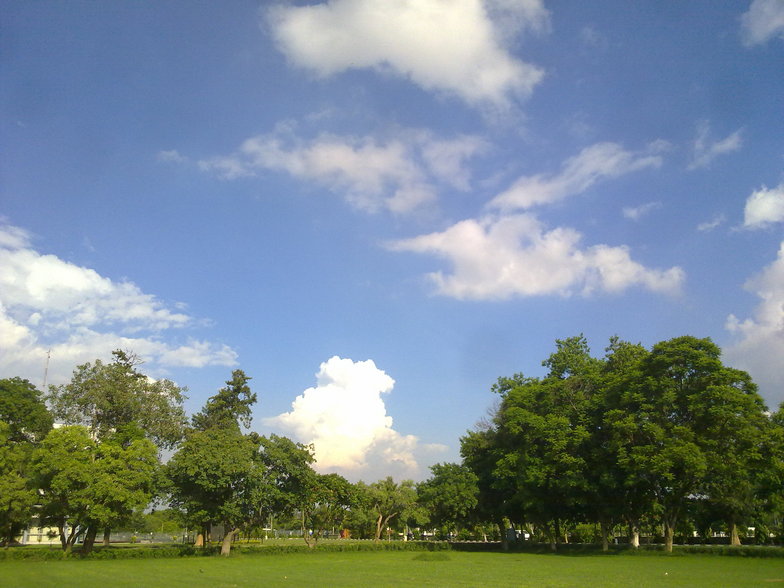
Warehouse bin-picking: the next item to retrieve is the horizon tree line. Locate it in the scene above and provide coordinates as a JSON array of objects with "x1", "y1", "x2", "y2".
[{"x1": 1, "y1": 336, "x2": 782, "y2": 554}]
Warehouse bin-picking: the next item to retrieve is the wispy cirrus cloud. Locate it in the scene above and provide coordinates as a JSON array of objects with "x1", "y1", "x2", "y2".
[
  {"x1": 197, "y1": 128, "x2": 487, "y2": 214},
  {"x1": 487, "y1": 141, "x2": 666, "y2": 211},
  {"x1": 623, "y1": 201, "x2": 662, "y2": 221},
  {"x1": 266, "y1": 0, "x2": 549, "y2": 113},
  {"x1": 0, "y1": 222, "x2": 237, "y2": 386},
  {"x1": 741, "y1": 0, "x2": 784, "y2": 46},
  {"x1": 687, "y1": 121, "x2": 743, "y2": 170},
  {"x1": 388, "y1": 214, "x2": 684, "y2": 300},
  {"x1": 697, "y1": 213, "x2": 727, "y2": 232}
]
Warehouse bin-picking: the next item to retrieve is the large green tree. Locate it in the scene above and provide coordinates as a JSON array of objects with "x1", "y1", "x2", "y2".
[
  {"x1": 0, "y1": 378, "x2": 51, "y2": 547},
  {"x1": 0, "y1": 422, "x2": 38, "y2": 547},
  {"x1": 166, "y1": 369, "x2": 262, "y2": 556},
  {"x1": 417, "y1": 462, "x2": 478, "y2": 537},
  {"x1": 491, "y1": 337, "x2": 598, "y2": 550},
  {"x1": 48, "y1": 350, "x2": 187, "y2": 449},
  {"x1": 31, "y1": 425, "x2": 158, "y2": 553},
  {"x1": 0, "y1": 377, "x2": 53, "y2": 443}
]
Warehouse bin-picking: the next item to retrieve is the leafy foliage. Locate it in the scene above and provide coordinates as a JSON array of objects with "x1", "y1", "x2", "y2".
[{"x1": 48, "y1": 350, "x2": 187, "y2": 449}]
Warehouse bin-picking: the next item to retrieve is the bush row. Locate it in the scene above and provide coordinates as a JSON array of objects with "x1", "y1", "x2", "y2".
[{"x1": 1, "y1": 540, "x2": 780, "y2": 561}]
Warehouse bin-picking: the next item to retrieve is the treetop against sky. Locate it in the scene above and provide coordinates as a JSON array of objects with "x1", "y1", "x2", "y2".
[{"x1": 2, "y1": 0, "x2": 783, "y2": 482}]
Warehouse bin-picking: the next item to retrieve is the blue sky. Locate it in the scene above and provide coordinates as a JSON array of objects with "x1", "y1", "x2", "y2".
[{"x1": 2, "y1": 0, "x2": 784, "y2": 481}]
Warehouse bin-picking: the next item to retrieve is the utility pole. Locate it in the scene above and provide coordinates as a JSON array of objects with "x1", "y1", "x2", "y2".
[{"x1": 42, "y1": 348, "x2": 51, "y2": 390}]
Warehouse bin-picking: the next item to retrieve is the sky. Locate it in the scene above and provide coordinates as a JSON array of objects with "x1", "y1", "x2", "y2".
[{"x1": 2, "y1": 0, "x2": 784, "y2": 482}]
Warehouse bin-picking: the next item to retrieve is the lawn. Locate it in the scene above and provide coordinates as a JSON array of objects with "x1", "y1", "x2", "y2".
[{"x1": 1, "y1": 550, "x2": 782, "y2": 587}]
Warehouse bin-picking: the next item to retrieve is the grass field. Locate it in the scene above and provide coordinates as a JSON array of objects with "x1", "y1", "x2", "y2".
[{"x1": 1, "y1": 550, "x2": 782, "y2": 587}]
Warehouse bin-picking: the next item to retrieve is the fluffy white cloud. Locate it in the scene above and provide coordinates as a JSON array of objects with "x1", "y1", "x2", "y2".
[
  {"x1": 725, "y1": 241, "x2": 784, "y2": 409},
  {"x1": 199, "y1": 129, "x2": 486, "y2": 213},
  {"x1": 743, "y1": 182, "x2": 784, "y2": 228},
  {"x1": 388, "y1": 214, "x2": 684, "y2": 299},
  {"x1": 487, "y1": 142, "x2": 665, "y2": 211},
  {"x1": 741, "y1": 0, "x2": 784, "y2": 46},
  {"x1": 623, "y1": 201, "x2": 661, "y2": 221},
  {"x1": 0, "y1": 222, "x2": 237, "y2": 386},
  {"x1": 267, "y1": 0, "x2": 548, "y2": 111},
  {"x1": 687, "y1": 121, "x2": 743, "y2": 171},
  {"x1": 266, "y1": 356, "x2": 444, "y2": 481}
]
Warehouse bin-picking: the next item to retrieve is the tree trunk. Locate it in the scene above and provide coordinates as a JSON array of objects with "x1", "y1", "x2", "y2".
[
  {"x1": 58, "y1": 524, "x2": 68, "y2": 552},
  {"x1": 374, "y1": 514, "x2": 384, "y2": 542},
  {"x1": 663, "y1": 522, "x2": 674, "y2": 553},
  {"x1": 551, "y1": 519, "x2": 560, "y2": 552},
  {"x1": 728, "y1": 519, "x2": 741, "y2": 547},
  {"x1": 82, "y1": 526, "x2": 98, "y2": 554},
  {"x1": 600, "y1": 519, "x2": 611, "y2": 552},
  {"x1": 220, "y1": 528, "x2": 238, "y2": 556},
  {"x1": 301, "y1": 513, "x2": 315, "y2": 548},
  {"x1": 103, "y1": 527, "x2": 111, "y2": 546},
  {"x1": 499, "y1": 519, "x2": 509, "y2": 551}
]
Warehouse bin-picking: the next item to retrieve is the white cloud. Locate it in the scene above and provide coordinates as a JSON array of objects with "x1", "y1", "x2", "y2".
[
  {"x1": 623, "y1": 201, "x2": 662, "y2": 221},
  {"x1": 725, "y1": 241, "x2": 784, "y2": 410},
  {"x1": 267, "y1": 0, "x2": 548, "y2": 112},
  {"x1": 199, "y1": 129, "x2": 486, "y2": 214},
  {"x1": 579, "y1": 25, "x2": 608, "y2": 50},
  {"x1": 157, "y1": 149, "x2": 189, "y2": 164},
  {"x1": 266, "y1": 356, "x2": 444, "y2": 481},
  {"x1": 0, "y1": 222, "x2": 237, "y2": 386},
  {"x1": 487, "y1": 142, "x2": 665, "y2": 211},
  {"x1": 687, "y1": 121, "x2": 743, "y2": 170},
  {"x1": 387, "y1": 214, "x2": 684, "y2": 300},
  {"x1": 741, "y1": 0, "x2": 784, "y2": 46},
  {"x1": 697, "y1": 213, "x2": 727, "y2": 232},
  {"x1": 743, "y1": 182, "x2": 784, "y2": 228}
]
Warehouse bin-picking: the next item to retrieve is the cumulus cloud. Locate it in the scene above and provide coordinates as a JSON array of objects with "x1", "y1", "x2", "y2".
[
  {"x1": 725, "y1": 242, "x2": 784, "y2": 409},
  {"x1": 741, "y1": 0, "x2": 784, "y2": 46},
  {"x1": 623, "y1": 201, "x2": 662, "y2": 221},
  {"x1": 387, "y1": 214, "x2": 684, "y2": 300},
  {"x1": 267, "y1": 0, "x2": 548, "y2": 111},
  {"x1": 487, "y1": 142, "x2": 665, "y2": 211},
  {"x1": 743, "y1": 182, "x2": 784, "y2": 228},
  {"x1": 687, "y1": 121, "x2": 743, "y2": 170},
  {"x1": 198, "y1": 129, "x2": 487, "y2": 214},
  {"x1": 0, "y1": 222, "x2": 237, "y2": 386},
  {"x1": 266, "y1": 356, "x2": 444, "y2": 481}
]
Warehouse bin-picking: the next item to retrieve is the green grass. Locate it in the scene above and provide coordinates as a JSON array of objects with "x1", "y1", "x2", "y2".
[{"x1": 1, "y1": 550, "x2": 783, "y2": 587}]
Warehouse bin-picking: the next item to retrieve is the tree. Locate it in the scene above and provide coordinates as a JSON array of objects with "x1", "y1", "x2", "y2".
[
  {"x1": 299, "y1": 473, "x2": 354, "y2": 547},
  {"x1": 31, "y1": 425, "x2": 158, "y2": 553},
  {"x1": 48, "y1": 350, "x2": 187, "y2": 449},
  {"x1": 364, "y1": 477, "x2": 418, "y2": 542},
  {"x1": 617, "y1": 336, "x2": 732, "y2": 552},
  {"x1": 691, "y1": 367, "x2": 770, "y2": 545},
  {"x1": 166, "y1": 427, "x2": 264, "y2": 556},
  {"x1": 491, "y1": 337, "x2": 599, "y2": 552},
  {"x1": 461, "y1": 398, "x2": 520, "y2": 549},
  {"x1": 191, "y1": 369, "x2": 255, "y2": 432},
  {"x1": 417, "y1": 463, "x2": 478, "y2": 537},
  {"x1": 255, "y1": 434, "x2": 321, "y2": 547},
  {"x1": 0, "y1": 377, "x2": 53, "y2": 443},
  {"x1": 0, "y1": 378, "x2": 51, "y2": 547},
  {"x1": 593, "y1": 337, "x2": 653, "y2": 549},
  {"x1": 0, "y1": 422, "x2": 38, "y2": 547},
  {"x1": 166, "y1": 369, "x2": 261, "y2": 556}
]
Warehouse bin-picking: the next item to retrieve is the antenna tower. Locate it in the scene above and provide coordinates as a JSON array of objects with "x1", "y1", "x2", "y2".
[{"x1": 43, "y1": 348, "x2": 51, "y2": 390}]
